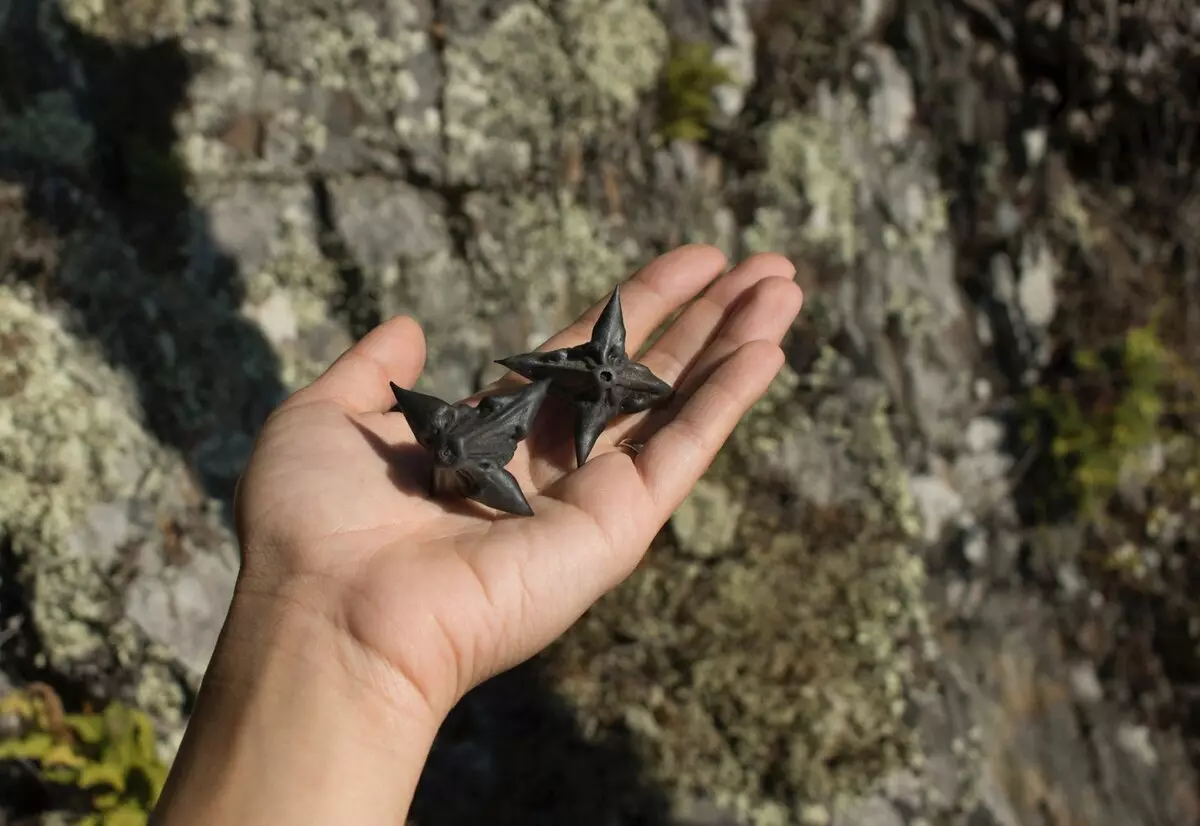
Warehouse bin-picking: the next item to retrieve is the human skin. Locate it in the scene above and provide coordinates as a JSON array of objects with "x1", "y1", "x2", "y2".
[{"x1": 149, "y1": 245, "x2": 804, "y2": 825}]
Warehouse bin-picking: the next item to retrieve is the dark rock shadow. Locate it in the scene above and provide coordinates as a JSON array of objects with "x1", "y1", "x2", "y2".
[
  {"x1": 0, "y1": 1, "x2": 284, "y2": 513},
  {"x1": 412, "y1": 656, "x2": 674, "y2": 826},
  {"x1": 886, "y1": 0, "x2": 1200, "y2": 789},
  {"x1": 0, "y1": 3, "x2": 677, "y2": 824}
]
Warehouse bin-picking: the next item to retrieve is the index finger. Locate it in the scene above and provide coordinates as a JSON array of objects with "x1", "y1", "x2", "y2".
[{"x1": 493, "y1": 245, "x2": 729, "y2": 390}]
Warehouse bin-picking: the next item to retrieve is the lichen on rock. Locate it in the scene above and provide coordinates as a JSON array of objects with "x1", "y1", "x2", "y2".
[
  {"x1": 743, "y1": 109, "x2": 862, "y2": 264},
  {"x1": 442, "y1": 3, "x2": 574, "y2": 186},
  {"x1": 560, "y1": 0, "x2": 669, "y2": 123},
  {"x1": 546, "y1": 352, "x2": 934, "y2": 820},
  {"x1": 228, "y1": 189, "x2": 353, "y2": 392},
  {"x1": 464, "y1": 190, "x2": 632, "y2": 342},
  {"x1": 59, "y1": 0, "x2": 189, "y2": 43},
  {"x1": 443, "y1": 0, "x2": 667, "y2": 186},
  {"x1": 0, "y1": 281, "x2": 236, "y2": 706},
  {"x1": 181, "y1": 0, "x2": 441, "y2": 177}
]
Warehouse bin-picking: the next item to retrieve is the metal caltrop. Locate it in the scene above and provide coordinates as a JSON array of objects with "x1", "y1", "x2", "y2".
[
  {"x1": 495, "y1": 286, "x2": 673, "y2": 467},
  {"x1": 388, "y1": 379, "x2": 551, "y2": 516},
  {"x1": 387, "y1": 285, "x2": 675, "y2": 516}
]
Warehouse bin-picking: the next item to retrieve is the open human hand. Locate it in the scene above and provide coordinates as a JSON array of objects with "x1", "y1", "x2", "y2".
[{"x1": 231, "y1": 244, "x2": 803, "y2": 724}]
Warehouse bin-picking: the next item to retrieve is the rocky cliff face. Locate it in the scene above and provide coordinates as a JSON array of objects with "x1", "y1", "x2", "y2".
[{"x1": 1, "y1": 0, "x2": 1198, "y2": 824}]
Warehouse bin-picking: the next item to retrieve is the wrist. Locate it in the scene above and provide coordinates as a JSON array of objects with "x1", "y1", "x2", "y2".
[{"x1": 152, "y1": 574, "x2": 440, "y2": 826}]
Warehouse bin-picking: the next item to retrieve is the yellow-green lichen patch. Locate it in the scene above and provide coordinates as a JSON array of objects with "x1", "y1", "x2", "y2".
[
  {"x1": 0, "y1": 683, "x2": 169, "y2": 824},
  {"x1": 658, "y1": 39, "x2": 733, "y2": 143},
  {"x1": 1023, "y1": 321, "x2": 1177, "y2": 520}
]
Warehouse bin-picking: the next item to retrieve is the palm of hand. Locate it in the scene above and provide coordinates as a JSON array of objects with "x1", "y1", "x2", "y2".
[{"x1": 233, "y1": 246, "x2": 803, "y2": 720}]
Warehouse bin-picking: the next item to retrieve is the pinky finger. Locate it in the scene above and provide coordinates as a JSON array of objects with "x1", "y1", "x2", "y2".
[{"x1": 635, "y1": 340, "x2": 785, "y2": 513}]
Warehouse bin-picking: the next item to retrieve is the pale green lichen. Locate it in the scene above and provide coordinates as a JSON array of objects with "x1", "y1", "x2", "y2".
[
  {"x1": 243, "y1": 205, "x2": 341, "y2": 313},
  {"x1": 241, "y1": 213, "x2": 347, "y2": 392},
  {"x1": 0, "y1": 283, "x2": 161, "y2": 672},
  {"x1": 258, "y1": 0, "x2": 428, "y2": 115},
  {"x1": 465, "y1": 191, "x2": 630, "y2": 339},
  {"x1": 0, "y1": 92, "x2": 94, "y2": 172},
  {"x1": 59, "y1": 0, "x2": 188, "y2": 43},
  {"x1": 658, "y1": 39, "x2": 733, "y2": 142},
  {"x1": 743, "y1": 113, "x2": 862, "y2": 263},
  {"x1": 670, "y1": 476, "x2": 745, "y2": 558},
  {"x1": 443, "y1": 3, "x2": 573, "y2": 185},
  {"x1": 882, "y1": 181, "x2": 950, "y2": 262},
  {"x1": 1048, "y1": 171, "x2": 1095, "y2": 253},
  {"x1": 444, "y1": 0, "x2": 667, "y2": 185},
  {"x1": 551, "y1": 503, "x2": 930, "y2": 818},
  {"x1": 735, "y1": 361, "x2": 804, "y2": 455},
  {"x1": 561, "y1": 0, "x2": 669, "y2": 122},
  {"x1": 134, "y1": 662, "x2": 185, "y2": 748},
  {"x1": 864, "y1": 392, "x2": 923, "y2": 539}
]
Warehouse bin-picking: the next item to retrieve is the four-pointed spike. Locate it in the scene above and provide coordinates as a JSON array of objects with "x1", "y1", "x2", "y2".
[
  {"x1": 389, "y1": 379, "x2": 551, "y2": 516},
  {"x1": 494, "y1": 286, "x2": 673, "y2": 466}
]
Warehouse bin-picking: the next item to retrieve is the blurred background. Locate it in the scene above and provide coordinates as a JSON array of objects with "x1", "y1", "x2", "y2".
[{"x1": 1, "y1": 0, "x2": 1198, "y2": 824}]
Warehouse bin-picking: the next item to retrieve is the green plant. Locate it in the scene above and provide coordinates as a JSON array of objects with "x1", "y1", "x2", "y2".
[
  {"x1": 658, "y1": 40, "x2": 732, "y2": 142},
  {"x1": 0, "y1": 683, "x2": 168, "y2": 825},
  {"x1": 1026, "y1": 323, "x2": 1172, "y2": 517}
]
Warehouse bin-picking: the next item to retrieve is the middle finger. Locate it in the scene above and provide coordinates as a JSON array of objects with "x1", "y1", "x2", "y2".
[
  {"x1": 633, "y1": 252, "x2": 796, "y2": 383},
  {"x1": 600, "y1": 272, "x2": 803, "y2": 449},
  {"x1": 486, "y1": 244, "x2": 729, "y2": 395}
]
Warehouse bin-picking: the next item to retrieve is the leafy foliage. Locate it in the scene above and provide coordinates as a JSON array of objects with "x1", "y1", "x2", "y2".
[
  {"x1": 1025, "y1": 323, "x2": 1175, "y2": 518},
  {"x1": 658, "y1": 40, "x2": 731, "y2": 142},
  {"x1": 0, "y1": 683, "x2": 167, "y2": 825}
]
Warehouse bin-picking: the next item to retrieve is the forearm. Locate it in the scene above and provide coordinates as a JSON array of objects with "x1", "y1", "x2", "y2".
[{"x1": 151, "y1": 579, "x2": 439, "y2": 826}]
